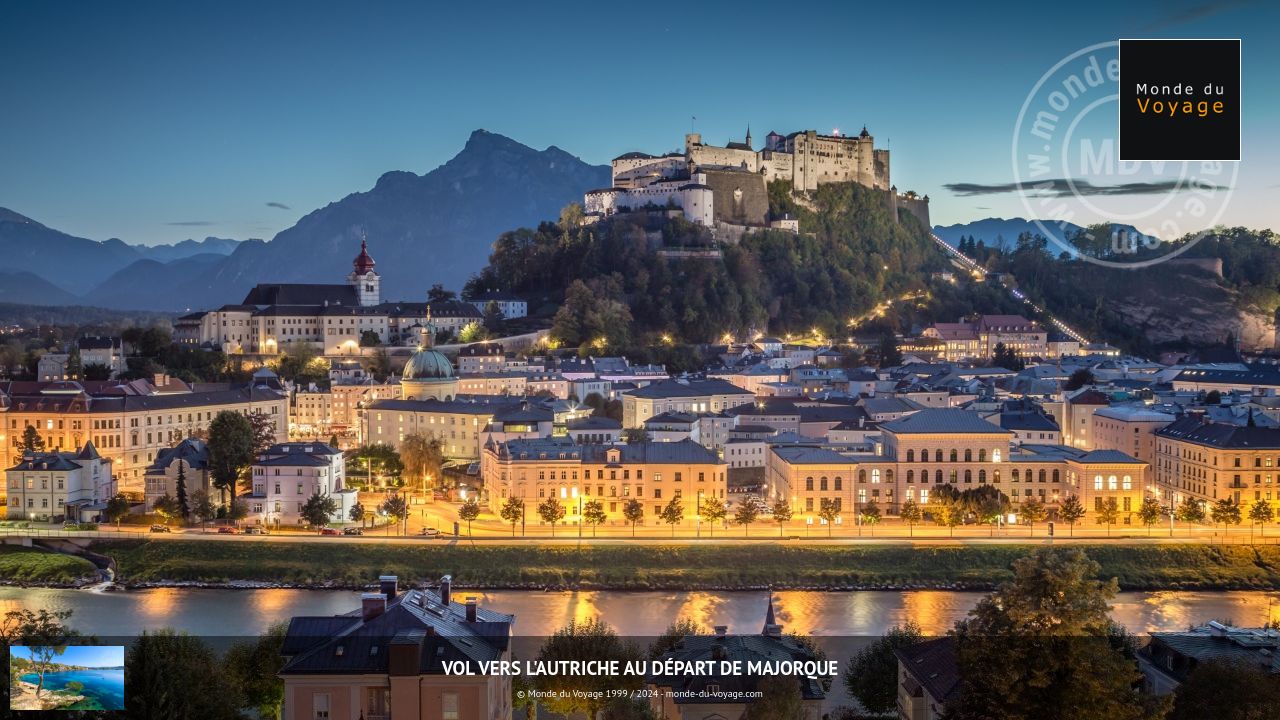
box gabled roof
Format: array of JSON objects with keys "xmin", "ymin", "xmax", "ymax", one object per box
[
  {"xmin": 895, "ymin": 637, "xmax": 959, "ymax": 704},
  {"xmin": 1155, "ymin": 415, "xmax": 1280, "ymax": 450},
  {"xmin": 242, "ymin": 283, "xmax": 359, "ymax": 307}
]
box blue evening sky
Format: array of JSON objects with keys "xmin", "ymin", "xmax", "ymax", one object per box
[
  {"xmin": 11, "ymin": 645, "xmax": 124, "ymax": 668},
  {"xmin": 1, "ymin": 0, "xmax": 1276, "ymax": 246}
]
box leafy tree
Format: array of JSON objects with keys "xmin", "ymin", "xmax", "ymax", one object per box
[
  {"xmin": 223, "ymin": 623, "xmax": 287, "ymax": 720},
  {"xmin": 770, "ymin": 497, "xmax": 793, "ymax": 537},
  {"xmin": 190, "ymin": 489, "xmax": 217, "ymax": 531},
  {"xmin": 104, "ymin": 493, "xmax": 132, "ymax": 528},
  {"xmin": 348, "ymin": 502, "xmax": 365, "ymax": 526},
  {"xmin": 700, "ymin": 495, "xmax": 726, "ymax": 537},
  {"xmin": 538, "ymin": 497, "xmax": 566, "ymax": 536},
  {"xmin": 358, "ymin": 330, "xmax": 381, "ymax": 347},
  {"xmin": 367, "ymin": 347, "xmax": 392, "ymax": 382},
  {"xmin": 1059, "ymin": 494, "xmax": 1086, "ymax": 536},
  {"xmin": 899, "ymin": 498, "xmax": 922, "ymax": 536},
  {"xmin": 300, "ymin": 491, "xmax": 339, "ymax": 531},
  {"xmin": 1176, "ymin": 497, "xmax": 1206, "ymax": 533},
  {"xmin": 534, "ymin": 618, "xmax": 642, "ymax": 718},
  {"xmin": 647, "ymin": 618, "xmax": 705, "ymax": 660},
  {"xmin": 551, "ymin": 277, "xmax": 634, "ymax": 352},
  {"xmin": 1097, "ymin": 497, "xmax": 1121, "ymax": 536},
  {"xmin": 65, "ymin": 344, "xmax": 83, "ymax": 380},
  {"xmin": 948, "ymin": 548, "xmax": 1160, "ymax": 720},
  {"xmin": 349, "ymin": 444, "xmax": 404, "ymax": 486},
  {"xmin": 659, "ymin": 496, "xmax": 684, "ymax": 536},
  {"xmin": 860, "ymin": 500, "xmax": 882, "ymax": 535},
  {"xmin": 734, "ymin": 497, "xmax": 761, "ymax": 537},
  {"xmin": 1211, "ymin": 498, "xmax": 1242, "ymax": 533},
  {"xmin": 400, "ymin": 433, "xmax": 444, "ymax": 492},
  {"xmin": 207, "ymin": 410, "xmax": 254, "ymax": 505},
  {"xmin": 1204, "ymin": 389, "xmax": 1223, "ymax": 405},
  {"xmin": 2, "ymin": 610, "xmax": 78, "ymax": 700},
  {"xmin": 622, "ymin": 428, "xmax": 650, "ymax": 444},
  {"xmin": 1138, "ymin": 496, "xmax": 1165, "ymax": 536},
  {"xmin": 427, "ymin": 283, "xmax": 456, "ymax": 303},
  {"xmin": 877, "ymin": 332, "xmax": 902, "ymax": 368},
  {"xmin": 153, "ymin": 493, "xmax": 180, "ymax": 525},
  {"xmin": 1167, "ymin": 659, "xmax": 1280, "ymax": 720},
  {"xmin": 482, "ymin": 300, "xmax": 506, "ymax": 335},
  {"xmin": 844, "ymin": 622, "xmax": 924, "ymax": 715},
  {"xmin": 82, "ymin": 362, "xmax": 112, "ymax": 381},
  {"xmin": 247, "ymin": 410, "xmax": 277, "ymax": 453},
  {"xmin": 1248, "ymin": 500, "xmax": 1274, "ymax": 538},
  {"xmin": 500, "ymin": 497, "xmax": 525, "ymax": 537},
  {"xmin": 582, "ymin": 499, "xmax": 606, "ymax": 537},
  {"xmin": 1065, "ymin": 369, "xmax": 1095, "ymax": 391},
  {"xmin": 227, "ymin": 497, "xmax": 249, "ymax": 525},
  {"xmin": 175, "ymin": 461, "xmax": 190, "ymax": 519},
  {"xmin": 746, "ymin": 674, "xmax": 806, "ymax": 719},
  {"xmin": 126, "ymin": 629, "xmax": 244, "ymax": 720},
  {"xmin": 458, "ymin": 497, "xmax": 482, "ymax": 535},
  {"xmin": 380, "ymin": 493, "xmax": 409, "ymax": 535},
  {"xmin": 623, "ymin": 499, "xmax": 644, "ymax": 536},
  {"xmin": 1020, "ymin": 497, "xmax": 1047, "ymax": 536},
  {"xmin": 816, "ymin": 497, "xmax": 840, "ymax": 537},
  {"xmin": 991, "ymin": 341, "xmax": 1025, "ymax": 371},
  {"xmin": 19, "ymin": 425, "xmax": 44, "ymax": 453}
]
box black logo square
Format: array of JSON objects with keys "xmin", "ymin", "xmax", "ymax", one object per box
[{"xmin": 1119, "ymin": 39, "xmax": 1240, "ymax": 161}]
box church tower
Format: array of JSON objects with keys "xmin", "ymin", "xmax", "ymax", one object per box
[
  {"xmin": 348, "ymin": 234, "xmax": 380, "ymax": 306},
  {"xmin": 745, "ymin": 124, "xmax": 753, "ymax": 150}
]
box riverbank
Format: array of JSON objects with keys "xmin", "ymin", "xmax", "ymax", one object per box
[
  {"xmin": 0, "ymin": 546, "xmax": 99, "ymax": 586},
  {"xmin": 57, "ymin": 540, "xmax": 1280, "ymax": 591}
]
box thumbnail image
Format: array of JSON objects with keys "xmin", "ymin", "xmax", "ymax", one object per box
[{"xmin": 9, "ymin": 645, "xmax": 125, "ymax": 711}]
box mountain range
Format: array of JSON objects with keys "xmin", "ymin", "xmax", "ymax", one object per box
[
  {"xmin": 0, "ymin": 130, "xmax": 608, "ymax": 312},
  {"xmin": 932, "ymin": 216, "xmax": 1160, "ymax": 252}
]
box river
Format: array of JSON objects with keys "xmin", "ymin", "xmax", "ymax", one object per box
[{"xmin": 1, "ymin": 586, "xmax": 1277, "ymax": 639}]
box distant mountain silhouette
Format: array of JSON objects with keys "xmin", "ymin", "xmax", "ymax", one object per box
[
  {"xmin": 12, "ymin": 129, "xmax": 609, "ymax": 311},
  {"xmin": 933, "ymin": 217, "xmax": 1160, "ymax": 254},
  {"xmin": 0, "ymin": 271, "xmax": 79, "ymax": 305}
]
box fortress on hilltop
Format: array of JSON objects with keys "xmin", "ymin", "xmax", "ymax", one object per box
[{"xmin": 584, "ymin": 126, "xmax": 929, "ymax": 237}]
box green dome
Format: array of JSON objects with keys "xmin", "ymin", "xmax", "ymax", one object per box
[{"xmin": 402, "ymin": 347, "xmax": 454, "ymax": 380}]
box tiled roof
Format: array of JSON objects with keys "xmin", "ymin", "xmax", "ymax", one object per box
[
  {"xmin": 1155, "ymin": 415, "xmax": 1280, "ymax": 450},
  {"xmin": 895, "ymin": 637, "xmax": 959, "ymax": 703},
  {"xmin": 880, "ymin": 408, "xmax": 1009, "ymax": 435},
  {"xmin": 366, "ymin": 398, "xmax": 519, "ymax": 415},
  {"xmin": 625, "ymin": 379, "xmax": 752, "ymax": 399},
  {"xmin": 242, "ymin": 283, "xmax": 359, "ymax": 307},
  {"xmin": 1073, "ymin": 449, "xmax": 1144, "ymax": 464}
]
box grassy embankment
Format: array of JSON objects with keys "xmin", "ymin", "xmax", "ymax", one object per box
[
  {"xmin": 0, "ymin": 545, "xmax": 99, "ymax": 584},
  {"xmin": 76, "ymin": 541, "xmax": 1280, "ymax": 591}
]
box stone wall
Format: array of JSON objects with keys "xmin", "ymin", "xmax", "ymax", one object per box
[{"xmin": 701, "ymin": 169, "xmax": 769, "ymax": 226}]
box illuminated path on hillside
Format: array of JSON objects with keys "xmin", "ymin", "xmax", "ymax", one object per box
[{"xmin": 928, "ymin": 232, "xmax": 1090, "ymax": 344}]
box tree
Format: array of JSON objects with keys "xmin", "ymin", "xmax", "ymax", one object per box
[
  {"xmin": 458, "ymin": 497, "xmax": 482, "ymax": 535},
  {"xmin": 860, "ymin": 500, "xmax": 882, "ymax": 535},
  {"xmin": 770, "ymin": 497, "xmax": 793, "ymax": 537},
  {"xmin": 153, "ymin": 493, "xmax": 180, "ymax": 525},
  {"xmin": 223, "ymin": 623, "xmax": 287, "ymax": 720},
  {"xmin": 1248, "ymin": 500, "xmax": 1274, "ymax": 539},
  {"xmin": 844, "ymin": 622, "xmax": 924, "ymax": 716},
  {"xmin": 660, "ymin": 496, "xmax": 685, "ymax": 536},
  {"xmin": 400, "ymin": 433, "xmax": 444, "ymax": 492},
  {"xmin": 623, "ymin": 499, "xmax": 644, "ymax": 536},
  {"xmin": 247, "ymin": 410, "xmax": 277, "ymax": 453},
  {"xmin": 358, "ymin": 329, "xmax": 381, "ymax": 347},
  {"xmin": 1211, "ymin": 498, "xmax": 1242, "ymax": 534},
  {"xmin": 1020, "ymin": 497, "xmax": 1047, "ymax": 537},
  {"xmin": 1059, "ymin": 494, "xmax": 1086, "ymax": 536},
  {"xmin": 748, "ymin": 674, "xmax": 806, "ymax": 719},
  {"xmin": 948, "ymin": 548, "xmax": 1158, "ymax": 720},
  {"xmin": 380, "ymin": 493, "xmax": 409, "ymax": 535},
  {"xmin": 227, "ymin": 497, "xmax": 249, "ymax": 525},
  {"xmin": 538, "ymin": 497, "xmax": 566, "ymax": 536},
  {"xmin": 582, "ymin": 499, "xmax": 606, "ymax": 537},
  {"xmin": 368, "ymin": 347, "xmax": 392, "ymax": 382},
  {"xmin": 175, "ymin": 461, "xmax": 190, "ymax": 520},
  {"xmin": 817, "ymin": 497, "xmax": 840, "ymax": 537},
  {"xmin": 427, "ymin": 283, "xmax": 456, "ymax": 303},
  {"xmin": 622, "ymin": 428, "xmax": 650, "ymax": 445},
  {"xmin": 65, "ymin": 344, "xmax": 83, "ymax": 380},
  {"xmin": 300, "ymin": 491, "xmax": 339, "ymax": 531},
  {"xmin": 734, "ymin": 497, "xmax": 761, "ymax": 537},
  {"xmin": 82, "ymin": 362, "xmax": 112, "ymax": 381},
  {"xmin": 1137, "ymin": 496, "xmax": 1165, "ymax": 536},
  {"xmin": 1177, "ymin": 497, "xmax": 1206, "ymax": 534},
  {"xmin": 26, "ymin": 643, "xmax": 67, "ymax": 699},
  {"xmin": 647, "ymin": 618, "xmax": 705, "ymax": 660},
  {"xmin": 991, "ymin": 342, "xmax": 1025, "ymax": 371},
  {"xmin": 482, "ymin": 300, "xmax": 506, "ymax": 335},
  {"xmin": 1097, "ymin": 497, "xmax": 1121, "ymax": 536},
  {"xmin": 877, "ymin": 332, "xmax": 902, "ymax": 368},
  {"xmin": 1, "ymin": 610, "xmax": 78, "ymax": 702},
  {"xmin": 19, "ymin": 425, "xmax": 44, "ymax": 453},
  {"xmin": 900, "ymin": 498, "xmax": 922, "ymax": 536},
  {"xmin": 207, "ymin": 411, "xmax": 254, "ymax": 506},
  {"xmin": 700, "ymin": 496, "xmax": 726, "ymax": 537},
  {"xmin": 1168, "ymin": 659, "xmax": 1280, "ymax": 720},
  {"xmin": 126, "ymin": 629, "xmax": 244, "ymax": 720},
  {"xmin": 534, "ymin": 618, "xmax": 642, "ymax": 719},
  {"xmin": 104, "ymin": 493, "xmax": 132, "ymax": 528},
  {"xmin": 1204, "ymin": 389, "xmax": 1223, "ymax": 405},
  {"xmin": 500, "ymin": 497, "xmax": 525, "ymax": 537},
  {"xmin": 1064, "ymin": 368, "xmax": 1095, "ymax": 391},
  {"xmin": 348, "ymin": 502, "xmax": 365, "ymax": 526},
  {"xmin": 190, "ymin": 489, "xmax": 217, "ymax": 531}
]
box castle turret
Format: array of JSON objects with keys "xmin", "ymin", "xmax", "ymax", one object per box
[
  {"xmin": 348, "ymin": 235, "xmax": 380, "ymax": 306},
  {"xmin": 745, "ymin": 124, "xmax": 752, "ymax": 150}
]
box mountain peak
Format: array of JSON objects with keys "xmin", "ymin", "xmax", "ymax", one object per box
[{"xmin": 0, "ymin": 207, "xmax": 43, "ymax": 226}]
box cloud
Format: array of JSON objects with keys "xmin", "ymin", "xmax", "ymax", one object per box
[
  {"xmin": 1143, "ymin": 0, "xmax": 1257, "ymax": 31},
  {"xmin": 165, "ymin": 220, "xmax": 216, "ymax": 226},
  {"xmin": 944, "ymin": 179, "xmax": 1228, "ymax": 197},
  {"xmin": 266, "ymin": 201, "xmax": 290, "ymax": 210}
]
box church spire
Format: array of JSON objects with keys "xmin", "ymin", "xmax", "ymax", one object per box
[{"xmin": 745, "ymin": 124, "xmax": 752, "ymax": 149}]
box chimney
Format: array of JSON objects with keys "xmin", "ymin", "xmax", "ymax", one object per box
[
  {"xmin": 466, "ymin": 597, "xmax": 477, "ymax": 622},
  {"xmin": 379, "ymin": 575, "xmax": 398, "ymax": 601},
  {"xmin": 439, "ymin": 574, "xmax": 452, "ymax": 606},
  {"xmin": 361, "ymin": 593, "xmax": 386, "ymax": 621},
  {"xmin": 714, "ymin": 625, "xmax": 728, "ymax": 638}
]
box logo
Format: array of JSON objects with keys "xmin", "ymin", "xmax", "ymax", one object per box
[{"xmin": 1011, "ymin": 41, "xmax": 1237, "ymax": 269}]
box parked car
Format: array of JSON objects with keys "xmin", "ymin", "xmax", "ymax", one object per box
[
  {"xmin": 244, "ymin": 526, "xmax": 270, "ymax": 535},
  {"xmin": 217, "ymin": 526, "xmax": 238, "ymax": 534},
  {"xmin": 342, "ymin": 527, "xmax": 363, "ymax": 536},
  {"xmin": 319, "ymin": 527, "xmax": 340, "ymax": 536},
  {"xmin": 419, "ymin": 527, "xmax": 440, "ymax": 537},
  {"xmin": 149, "ymin": 524, "xmax": 171, "ymax": 533}
]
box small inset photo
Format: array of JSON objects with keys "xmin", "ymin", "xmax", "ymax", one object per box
[{"xmin": 9, "ymin": 645, "xmax": 125, "ymax": 711}]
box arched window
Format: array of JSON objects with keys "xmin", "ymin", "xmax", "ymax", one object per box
[
  {"xmin": 1122, "ymin": 475, "xmax": 1132, "ymax": 490},
  {"xmin": 1052, "ymin": 469, "xmax": 1060, "ymax": 483},
  {"xmin": 979, "ymin": 469, "xmax": 987, "ymax": 483},
  {"xmin": 858, "ymin": 469, "xmax": 867, "ymax": 483},
  {"xmin": 936, "ymin": 469, "xmax": 943, "ymax": 484},
  {"xmin": 835, "ymin": 477, "xmax": 843, "ymax": 491},
  {"xmin": 872, "ymin": 469, "xmax": 881, "ymax": 484},
  {"xmin": 964, "ymin": 469, "xmax": 973, "ymax": 483},
  {"xmin": 820, "ymin": 476, "xmax": 829, "ymax": 491},
  {"xmin": 1108, "ymin": 475, "xmax": 1118, "ymax": 490},
  {"xmin": 1038, "ymin": 469, "xmax": 1046, "ymax": 483},
  {"xmin": 907, "ymin": 470, "xmax": 914, "ymax": 483},
  {"xmin": 805, "ymin": 477, "xmax": 813, "ymax": 491},
  {"xmin": 993, "ymin": 470, "xmax": 1001, "ymax": 483},
  {"xmin": 906, "ymin": 449, "xmax": 915, "ymax": 462},
  {"xmin": 1012, "ymin": 469, "xmax": 1020, "ymax": 482},
  {"xmin": 978, "ymin": 449, "xmax": 987, "ymax": 462},
  {"xmin": 964, "ymin": 449, "xmax": 972, "ymax": 462},
  {"xmin": 993, "ymin": 449, "xmax": 1002, "ymax": 463},
  {"xmin": 935, "ymin": 449, "xmax": 943, "ymax": 462},
  {"xmin": 948, "ymin": 470, "xmax": 957, "ymax": 484},
  {"xmin": 949, "ymin": 449, "xmax": 958, "ymax": 462},
  {"xmin": 886, "ymin": 469, "xmax": 894, "ymax": 483},
  {"xmin": 1094, "ymin": 475, "xmax": 1103, "ymax": 490}
]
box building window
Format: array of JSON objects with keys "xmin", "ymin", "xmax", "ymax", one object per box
[
  {"xmin": 442, "ymin": 693, "xmax": 460, "ymax": 720},
  {"xmin": 312, "ymin": 694, "xmax": 330, "ymax": 720}
]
